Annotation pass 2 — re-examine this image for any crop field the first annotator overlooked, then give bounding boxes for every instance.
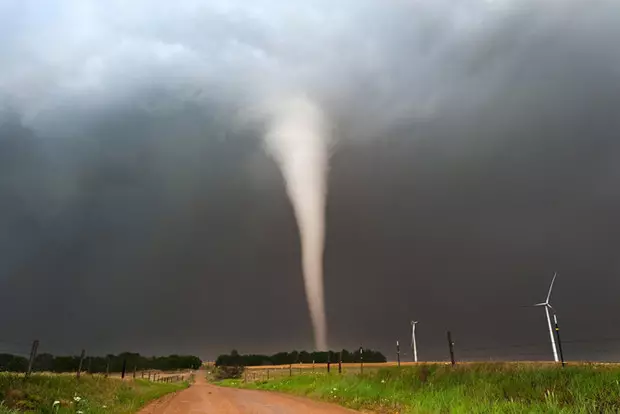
[243,362,412,381]
[242,361,569,381]
[225,362,620,413]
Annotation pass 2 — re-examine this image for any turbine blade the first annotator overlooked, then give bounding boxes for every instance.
[546,272,557,302]
[533,302,547,307]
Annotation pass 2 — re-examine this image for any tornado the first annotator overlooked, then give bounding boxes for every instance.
[264,94,329,351]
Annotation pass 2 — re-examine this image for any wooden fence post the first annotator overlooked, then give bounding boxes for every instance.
[26,340,39,377]
[77,350,86,379]
[447,331,456,366]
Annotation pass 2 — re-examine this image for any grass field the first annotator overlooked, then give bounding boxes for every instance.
[223,362,620,413]
[241,362,394,382]
[0,373,188,413]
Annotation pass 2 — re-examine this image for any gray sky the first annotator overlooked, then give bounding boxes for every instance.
[2,0,620,361]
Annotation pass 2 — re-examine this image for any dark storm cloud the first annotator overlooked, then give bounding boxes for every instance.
[1,0,620,360]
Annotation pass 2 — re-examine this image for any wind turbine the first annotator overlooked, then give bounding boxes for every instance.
[534,272,559,362]
[411,320,419,362]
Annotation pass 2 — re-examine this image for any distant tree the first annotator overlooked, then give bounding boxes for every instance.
[290,350,299,364]
[33,353,54,372]
[52,356,80,373]
[214,348,387,367]
[299,351,311,363]
[0,352,201,373]
[0,354,28,372]
[271,352,289,366]
[311,351,326,363]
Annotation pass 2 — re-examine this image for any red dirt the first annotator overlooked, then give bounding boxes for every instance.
[138,371,360,414]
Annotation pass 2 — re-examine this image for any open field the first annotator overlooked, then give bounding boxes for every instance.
[243,362,411,381]
[246,362,409,370]
[244,361,591,371]
[242,361,570,381]
[224,362,620,413]
[0,372,188,413]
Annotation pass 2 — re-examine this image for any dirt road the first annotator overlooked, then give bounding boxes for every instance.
[139,372,359,414]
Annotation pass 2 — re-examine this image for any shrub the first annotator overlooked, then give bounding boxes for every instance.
[214,366,245,380]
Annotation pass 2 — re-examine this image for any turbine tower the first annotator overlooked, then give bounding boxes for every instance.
[534,273,559,362]
[411,320,419,362]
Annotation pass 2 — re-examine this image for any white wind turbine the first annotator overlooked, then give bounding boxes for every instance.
[411,320,419,362]
[534,272,559,362]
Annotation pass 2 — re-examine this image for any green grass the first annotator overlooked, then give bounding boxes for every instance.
[223,363,620,413]
[0,373,188,413]
[0,402,19,414]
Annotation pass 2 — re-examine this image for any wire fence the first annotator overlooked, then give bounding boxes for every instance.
[238,334,620,383]
[0,338,193,383]
[243,362,385,382]
[6,332,620,385]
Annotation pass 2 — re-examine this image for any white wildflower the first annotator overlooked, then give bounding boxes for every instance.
[381,379,386,383]
[73,396,82,402]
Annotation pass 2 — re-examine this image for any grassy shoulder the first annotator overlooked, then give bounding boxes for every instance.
[0,373,188,413]
[220,363,620,413]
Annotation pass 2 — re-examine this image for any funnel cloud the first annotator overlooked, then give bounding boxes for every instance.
[265,95,329,350]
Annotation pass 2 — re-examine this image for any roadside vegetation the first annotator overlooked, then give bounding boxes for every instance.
[211,365,244,381]
[0,373,187,413]
[221,362,620,413]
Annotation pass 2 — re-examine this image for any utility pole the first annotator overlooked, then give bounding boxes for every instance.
[105,357,110,378]
[121,358,127,379]
[553,314,566,367]
[77,349,86,379]
[396,340,401,367]
[447,331,455,366]
[26,339,39,377]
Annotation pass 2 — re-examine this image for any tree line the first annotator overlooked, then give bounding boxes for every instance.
[215,348,387,366]
[0,352,202,373]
